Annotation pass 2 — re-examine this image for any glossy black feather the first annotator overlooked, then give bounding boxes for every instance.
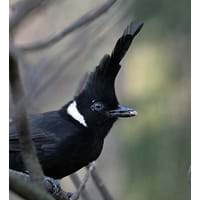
[110,21,143,65]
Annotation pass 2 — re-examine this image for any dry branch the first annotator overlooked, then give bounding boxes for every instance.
[10,170,54,200]
[70,163,95,200]
[10,170,70,200]
[9,48,45,187]
[70,173,92,200]
[32,47,83,99]
[10,0,50,32]
[19,0,117,51]
[88,163,114,200]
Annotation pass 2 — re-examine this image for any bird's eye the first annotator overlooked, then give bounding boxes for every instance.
[91,102,104,112]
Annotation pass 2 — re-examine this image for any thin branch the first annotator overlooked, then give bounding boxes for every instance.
[19,0,117,51]
[10,170,70,200]
[87,163,114,200]
[70,173,92,200]
[23,26,91,102]
[10,0,50,32]
[70,163,95,200]
[15,18,111,105]
[32,47,83,99]
[9,48,45,187]
[10,170,54,200]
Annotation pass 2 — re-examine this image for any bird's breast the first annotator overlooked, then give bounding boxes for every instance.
[42,135,104,178]
[67,134,104,162]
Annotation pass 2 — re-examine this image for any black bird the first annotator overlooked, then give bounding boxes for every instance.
[10,22,143,179]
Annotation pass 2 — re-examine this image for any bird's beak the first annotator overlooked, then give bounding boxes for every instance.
[107,105,138,118]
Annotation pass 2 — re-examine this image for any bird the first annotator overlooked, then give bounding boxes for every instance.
[9,21,143,179]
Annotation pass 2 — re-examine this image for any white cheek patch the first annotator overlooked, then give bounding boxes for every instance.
[67,101,87,127]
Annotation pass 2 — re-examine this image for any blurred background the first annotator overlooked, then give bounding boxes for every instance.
[10,0,191,199]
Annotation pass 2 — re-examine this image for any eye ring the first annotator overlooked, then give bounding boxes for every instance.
[91,102,104,112]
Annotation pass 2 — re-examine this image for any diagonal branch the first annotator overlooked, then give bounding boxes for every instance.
[9,47,45,187]
[70,173,92,200]
[70,163,96,200]
[10,0,50,32]
[10,169,70,200]
[19,0,117,52]
[87,163,114,200]
[32,47,83,99]
[10,170,55,200]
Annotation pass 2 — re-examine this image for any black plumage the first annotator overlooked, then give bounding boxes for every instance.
[9,22,143,179]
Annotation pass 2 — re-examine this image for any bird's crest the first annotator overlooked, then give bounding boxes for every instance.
[76,21,143,105]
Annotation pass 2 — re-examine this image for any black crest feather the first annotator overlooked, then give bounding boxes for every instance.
[77,21,143,101]
[110,21,144,65]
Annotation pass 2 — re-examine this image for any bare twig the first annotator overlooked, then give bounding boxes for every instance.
[23,26,92,102]
[10,28,88,112]
[70,163,95,200]
[10,0,50,32]
[19,0,117,51]
[70,173,92,200]
[14,18,112,105]
[10,170,70,200]
[9,48,45,187]
[32,47,83,99]
[87,163,114,200]
[10,170,54,200]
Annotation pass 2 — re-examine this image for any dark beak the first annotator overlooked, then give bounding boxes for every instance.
[107,105,138,118]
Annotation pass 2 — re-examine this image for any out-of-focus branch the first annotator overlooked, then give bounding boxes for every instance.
[19,0,117,51]
[70,163,95,200]
[10,170,54,200]
[10,0,49,32]
[9,48,45,187]
[70,173,92,200]
[32,47,83,99]
[87,163,114,200]
[10,170,70,200]
[23,27,90,102]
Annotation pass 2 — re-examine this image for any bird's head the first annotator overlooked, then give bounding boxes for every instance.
[65,22,143,134]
